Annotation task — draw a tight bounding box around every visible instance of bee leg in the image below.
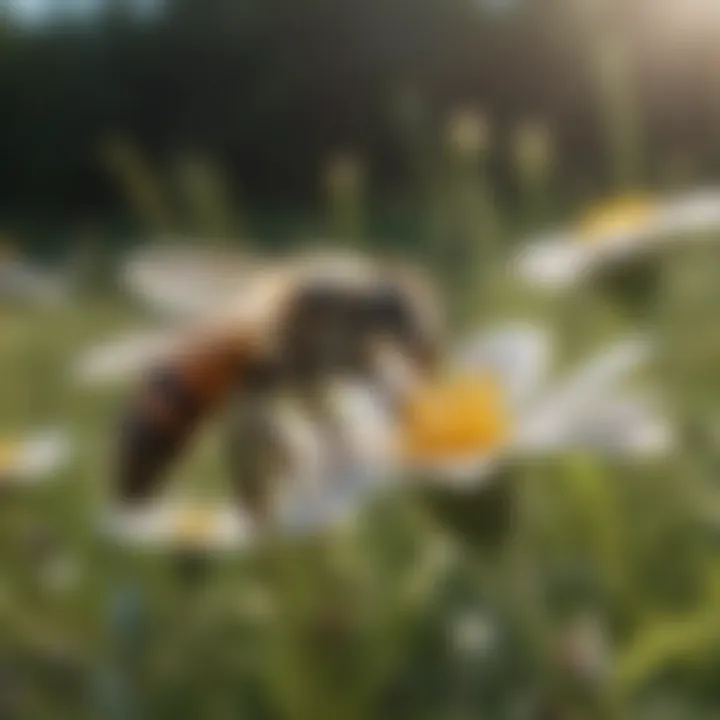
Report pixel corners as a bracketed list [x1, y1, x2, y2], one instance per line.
[226, 391, 291, 528]
[295, 384, 355, 475]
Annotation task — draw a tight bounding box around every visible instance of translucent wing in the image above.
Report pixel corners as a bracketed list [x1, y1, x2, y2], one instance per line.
[71, 329, 187, 386]
[120, 242, 256, 319]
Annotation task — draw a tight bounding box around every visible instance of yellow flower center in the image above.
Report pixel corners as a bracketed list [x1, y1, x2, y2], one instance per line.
[578, 196, 655, 242]
[173, 509, 217, 543]
[400, 376, 510, 463]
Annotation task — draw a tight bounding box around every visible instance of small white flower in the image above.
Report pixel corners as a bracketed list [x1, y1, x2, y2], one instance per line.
[514, 189, 720, 290]
[103, 502, 254, 552]
[0, 429, 72, 487]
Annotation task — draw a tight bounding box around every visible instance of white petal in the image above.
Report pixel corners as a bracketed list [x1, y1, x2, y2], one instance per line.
[659, 190, 720, 236]
[120, 243, 252, 319]
[270, 402, 326, 490]
[272, 384, 396, 491]
[324, 382, 398, 471]
[560, 335, 652, 398]
[227, 390, 389, 538]
[72, 330, 184, 385]
[453, 323, 552, 410]
[512, 234, 598, 289]
[531, 394, 673, 457]
[228, 384, 398, 540]
[577, 397, 674, 457]
[274, 452, 378, 534]
[517, 336, 652, 451]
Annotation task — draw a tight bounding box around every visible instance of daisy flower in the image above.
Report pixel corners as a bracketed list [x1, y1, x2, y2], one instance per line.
[399, 325, 671, 489]
[514, 189, 720, 291]
[104, 503, 253, 552]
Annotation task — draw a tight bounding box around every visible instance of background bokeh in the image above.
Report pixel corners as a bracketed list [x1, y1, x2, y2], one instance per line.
[3, 0, 720, 718]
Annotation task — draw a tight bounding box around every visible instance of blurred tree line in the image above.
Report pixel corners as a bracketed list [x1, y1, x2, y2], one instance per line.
[2, 0, 720, 234]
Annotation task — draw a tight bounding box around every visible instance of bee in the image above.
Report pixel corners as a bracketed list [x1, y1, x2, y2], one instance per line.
[113, 250, 442, 525]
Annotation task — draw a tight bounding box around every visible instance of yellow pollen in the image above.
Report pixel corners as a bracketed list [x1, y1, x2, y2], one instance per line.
[578, 196, 655, 242]
[401, 376, 510, 462]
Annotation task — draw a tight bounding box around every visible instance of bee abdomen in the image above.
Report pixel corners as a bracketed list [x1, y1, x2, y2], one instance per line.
[116, 365, 206, 503]
[114, 332, 247, 504]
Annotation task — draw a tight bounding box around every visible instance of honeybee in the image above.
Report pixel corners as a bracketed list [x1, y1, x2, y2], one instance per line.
[112, 248, 442, 528]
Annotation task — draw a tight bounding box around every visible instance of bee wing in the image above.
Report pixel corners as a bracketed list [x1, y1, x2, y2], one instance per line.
[120, 242, 258, 320]
[71, 329, 187, 386]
